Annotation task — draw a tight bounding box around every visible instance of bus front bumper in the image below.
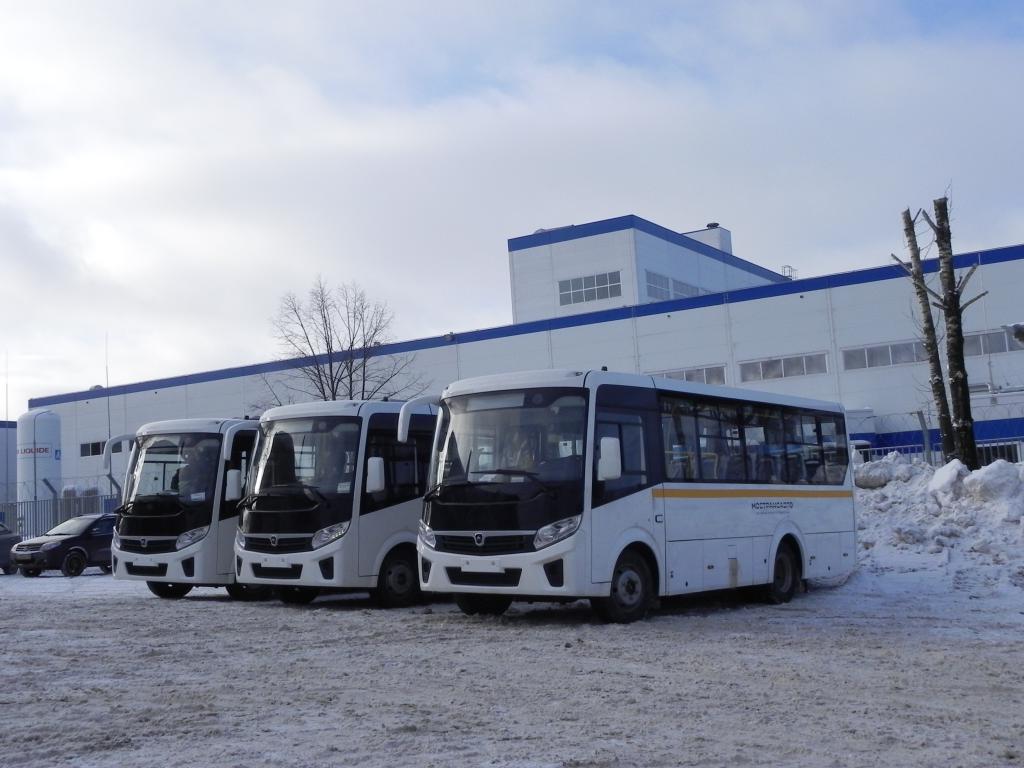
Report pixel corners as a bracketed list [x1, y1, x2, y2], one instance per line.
[417, 536, 598, 598]
[111, 543, 231, 585]
[234, 542, 343, 588]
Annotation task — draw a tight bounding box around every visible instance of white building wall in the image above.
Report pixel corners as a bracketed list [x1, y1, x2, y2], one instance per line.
[510, 230, 637, 323]
[30, 246, 1024, 491]
[633, 230, 770, 298]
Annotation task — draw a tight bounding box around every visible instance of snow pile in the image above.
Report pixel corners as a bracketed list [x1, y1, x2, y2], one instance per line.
[855, 455, 1024, 591]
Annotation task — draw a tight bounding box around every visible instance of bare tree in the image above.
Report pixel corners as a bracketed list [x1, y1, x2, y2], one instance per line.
[923, 197, 982, 468]
[268, 277, 428, 403]
[894, 208, 955, 461]
[892, 198, 986, 468]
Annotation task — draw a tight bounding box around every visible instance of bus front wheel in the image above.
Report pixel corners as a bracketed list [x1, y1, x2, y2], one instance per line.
[591, 550, 653, 624]
[375, 549, 421, 608]
[454, 593, 512, 616]
[765, 543, 799, 604]
[147, 581, 193, 599]
[277, 586, 319, 605]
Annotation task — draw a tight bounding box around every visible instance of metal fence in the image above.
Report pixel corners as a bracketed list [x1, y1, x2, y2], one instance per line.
[863, 438, 1022, 467]
[0, 495, 119, 539]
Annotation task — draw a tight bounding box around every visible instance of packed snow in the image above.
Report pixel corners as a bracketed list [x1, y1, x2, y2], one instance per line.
[1, 457, 1023, 767]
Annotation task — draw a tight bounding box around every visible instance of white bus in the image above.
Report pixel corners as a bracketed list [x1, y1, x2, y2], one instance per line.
[234, 399, 436, 605]
[106, 418, 262, 600]
[405, 369, 856, 622]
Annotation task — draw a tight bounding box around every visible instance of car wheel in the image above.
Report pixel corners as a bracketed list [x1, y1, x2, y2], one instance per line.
[765, 543, 799, 604]
[146, 581, 193, 599]
[61, 550, 87, 578]
[2, 565, 15, 575]
[20, 567, 42, 577]
[375, 549, 420, 608]
[277, 586, 319, 605]
[225, 582, 272, 601]
[591, 550, 653, 624]
[454, 593, 512, 616]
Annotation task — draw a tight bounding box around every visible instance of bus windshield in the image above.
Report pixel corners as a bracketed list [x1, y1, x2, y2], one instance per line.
[435, 389, 588, 487]
[126, 433, 222, 506]
[243, 416, 361, 532]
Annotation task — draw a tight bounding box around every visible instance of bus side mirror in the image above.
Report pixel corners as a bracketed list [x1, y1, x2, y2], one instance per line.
[597, 437, 622, 481]
[365, 457, 386, 494]
[225, 469, 243, 502]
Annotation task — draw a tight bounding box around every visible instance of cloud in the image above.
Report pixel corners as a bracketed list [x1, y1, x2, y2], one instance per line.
[0, 1, 1022, 413]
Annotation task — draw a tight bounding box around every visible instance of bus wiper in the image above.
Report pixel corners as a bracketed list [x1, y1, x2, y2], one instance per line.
[301, 484, 330, 505]
[424, 478, 475, 502]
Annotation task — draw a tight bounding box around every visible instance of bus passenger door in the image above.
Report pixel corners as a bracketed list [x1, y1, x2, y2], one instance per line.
[217, 427, 257, 575]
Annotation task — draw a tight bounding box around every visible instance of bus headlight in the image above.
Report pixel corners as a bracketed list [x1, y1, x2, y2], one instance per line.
[176, 526, 209, 550]
[311, 521, 350, 549]
[418, 520, 436, 549]
[235, 529, 246, 550]
[534, 515, 581, 550]
[112, 530, 120, 548]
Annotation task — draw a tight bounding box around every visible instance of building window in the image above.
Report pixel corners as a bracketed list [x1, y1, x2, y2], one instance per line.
[645, 270, 701, 303]
[80, 441, 104, 457]
[558, 271, 621, 306]
[740, 353, 828, 383]
[842, 328, 1022, 371]
[661, 365, 727, 386]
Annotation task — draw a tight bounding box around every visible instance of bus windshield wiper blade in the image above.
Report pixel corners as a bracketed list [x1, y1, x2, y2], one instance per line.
[483, 468, 557, 495]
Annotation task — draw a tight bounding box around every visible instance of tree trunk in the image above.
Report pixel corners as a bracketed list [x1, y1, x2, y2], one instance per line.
[932, 197, 979, 468]
[902, 208, 956, 461]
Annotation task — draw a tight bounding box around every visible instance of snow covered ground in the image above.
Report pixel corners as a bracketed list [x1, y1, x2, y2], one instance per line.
[2, 457, 1023, 768]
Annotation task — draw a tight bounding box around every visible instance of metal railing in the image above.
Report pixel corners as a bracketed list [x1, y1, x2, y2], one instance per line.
[863, 438, 1022, 467]
[0, 495, 119, 539]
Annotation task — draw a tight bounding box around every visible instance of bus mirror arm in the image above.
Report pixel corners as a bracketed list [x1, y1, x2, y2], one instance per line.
[225, 469, 243, 502]
[597, 437, 622, 482]
[398, 394, 441, 442]
[102, 434, 133, 472]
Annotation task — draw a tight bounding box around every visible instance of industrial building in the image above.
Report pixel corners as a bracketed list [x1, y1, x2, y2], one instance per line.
[14, 214, 1024, 500]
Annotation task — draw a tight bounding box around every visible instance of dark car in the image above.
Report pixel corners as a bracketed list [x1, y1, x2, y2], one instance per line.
[9, 514, 115, 577]
[1, 522, 23, 575]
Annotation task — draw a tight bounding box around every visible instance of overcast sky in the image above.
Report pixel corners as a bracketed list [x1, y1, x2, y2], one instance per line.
[2, 0, 1023, 415]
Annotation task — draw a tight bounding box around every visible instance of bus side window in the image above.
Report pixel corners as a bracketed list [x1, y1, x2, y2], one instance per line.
[659, 395, 697, 481]
[593, 411, 648, 506]
[814, 414, 849, 485]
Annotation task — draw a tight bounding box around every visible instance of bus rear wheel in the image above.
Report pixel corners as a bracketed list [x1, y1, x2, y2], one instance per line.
[277, 586, 319, 605]
[454, 594, 512, 616]
[765, 543, 799, 604]
[591, 550, 653, 624]
[147, 581, 193, 599]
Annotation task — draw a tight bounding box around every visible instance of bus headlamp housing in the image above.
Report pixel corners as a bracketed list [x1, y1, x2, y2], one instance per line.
[112, 530, 121, 548]
[534, 515, 581, 550]
[418, 520, 436, 549]
[235, 529, 245, 550]
[311, 521, 350, 549]
[176, 526, 209, 550]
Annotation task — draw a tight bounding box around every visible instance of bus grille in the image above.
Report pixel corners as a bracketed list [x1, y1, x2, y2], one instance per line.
[120, 539, 176, 554]
[445, 567, 522, 587]
[244, 536, 313, 554]
[435, 534, 533, 556]
[252, 563, 303, 580]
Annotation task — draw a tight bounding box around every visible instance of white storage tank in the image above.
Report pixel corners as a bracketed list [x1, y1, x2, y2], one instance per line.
[16, 409, 62, 502]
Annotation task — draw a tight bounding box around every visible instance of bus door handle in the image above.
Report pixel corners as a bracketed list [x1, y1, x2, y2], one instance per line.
[654, 514, 664, 523]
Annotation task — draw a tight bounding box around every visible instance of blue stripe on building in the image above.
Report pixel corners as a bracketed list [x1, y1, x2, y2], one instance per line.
[28, 242, 1024, 413]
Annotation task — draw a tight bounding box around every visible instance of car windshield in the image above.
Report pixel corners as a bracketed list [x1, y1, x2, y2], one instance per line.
[126, 433, 223, 504]
[434, 388, 588, 487]
[45, 517, 96, 536]
[250, 416, 361, 499]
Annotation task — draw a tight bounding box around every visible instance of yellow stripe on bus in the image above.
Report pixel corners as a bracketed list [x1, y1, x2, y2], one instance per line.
[652, 488, 853, 500]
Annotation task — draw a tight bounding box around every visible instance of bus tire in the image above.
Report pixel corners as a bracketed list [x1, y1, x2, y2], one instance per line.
[60, 550, 87, 578]
[277, 586, 319, 605]
[21, 567, 42, 577]
[765, 543, 799, 604]
[375, 549, 420, 608]
[225, 582, 272, 601]
[591, 550, 653, 624]
[454, 593, 512, 616]
[146, 581, 193, 599]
